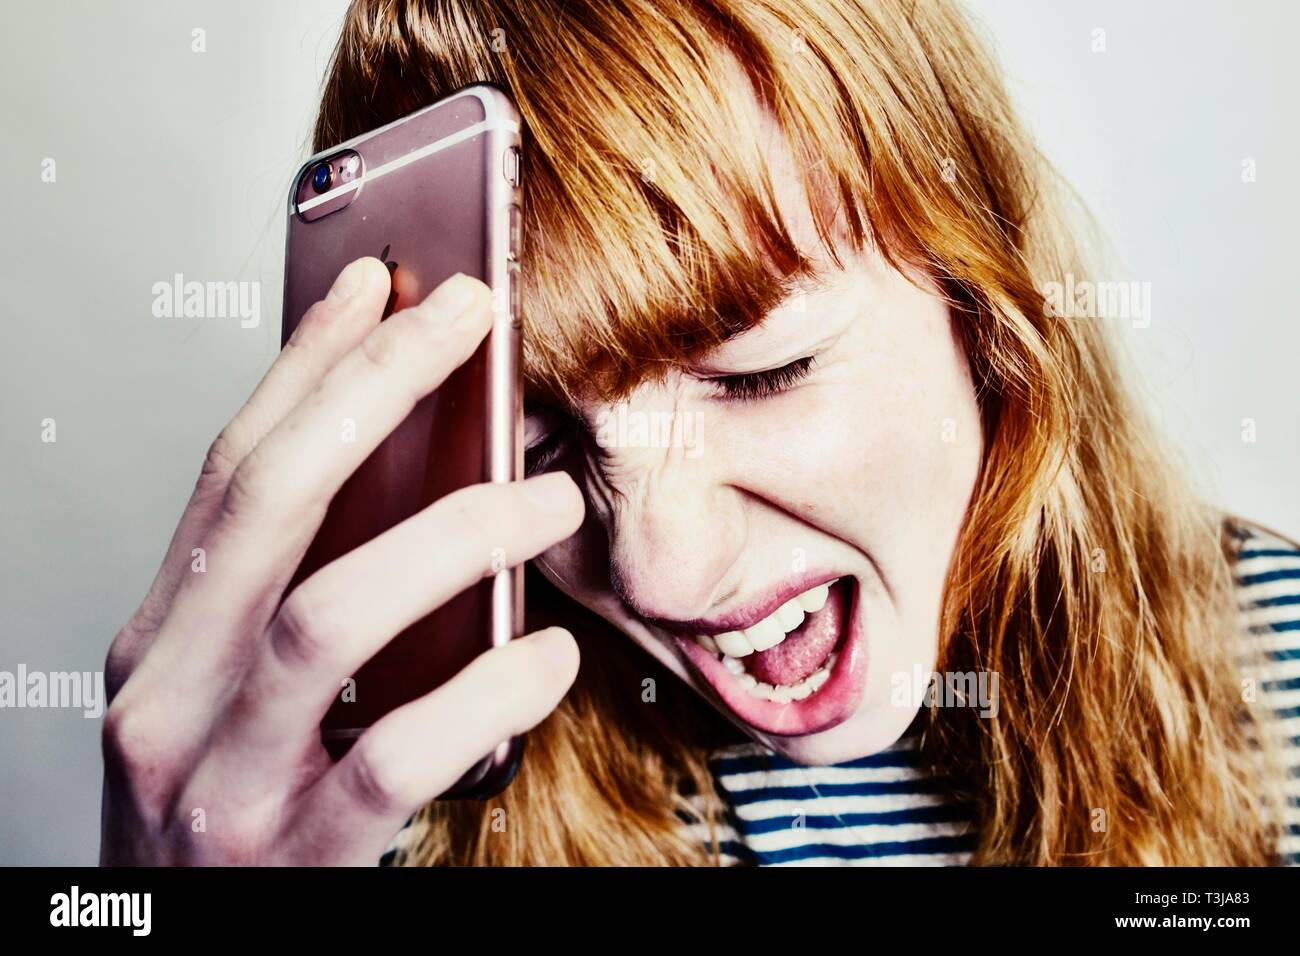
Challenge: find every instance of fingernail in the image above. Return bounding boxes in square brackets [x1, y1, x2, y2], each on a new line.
[327, 258, 368, 304]
[423, 272, 482, 318]
[529, 627, 577, 672]
[521, 472, 582, 514]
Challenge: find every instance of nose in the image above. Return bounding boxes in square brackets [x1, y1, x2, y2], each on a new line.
[604, 456, 746, 624]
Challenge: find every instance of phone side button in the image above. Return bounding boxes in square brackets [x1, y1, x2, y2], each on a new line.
[503, 146, 522, 187]
[507, 204, 521, 261]
[508, 264, 521, 329]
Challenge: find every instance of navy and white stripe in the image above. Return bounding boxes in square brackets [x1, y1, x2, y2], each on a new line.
[1231, 523, 1300, 864]
[699, 729, 975, 866]
[701, 520, 1300, 866]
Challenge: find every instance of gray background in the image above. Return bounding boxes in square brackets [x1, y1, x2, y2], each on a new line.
[1, 1, 1296, 864]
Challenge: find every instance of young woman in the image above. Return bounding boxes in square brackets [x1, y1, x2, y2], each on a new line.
[101, 0, 1299, 866]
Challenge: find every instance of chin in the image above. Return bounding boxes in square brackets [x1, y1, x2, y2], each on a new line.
[744, 699, 924, 766]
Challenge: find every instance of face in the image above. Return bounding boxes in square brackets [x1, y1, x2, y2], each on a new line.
[524, 110, 982, 766]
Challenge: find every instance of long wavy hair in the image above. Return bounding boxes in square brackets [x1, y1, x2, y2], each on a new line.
[309, 0, 1284, 865]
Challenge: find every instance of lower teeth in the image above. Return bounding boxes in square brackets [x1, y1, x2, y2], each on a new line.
[717, 651, 838, 703]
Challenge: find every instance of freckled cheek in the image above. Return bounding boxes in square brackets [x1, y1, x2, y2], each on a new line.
[863, 385, 969, 512]
[767, 365, 978, 542]
[704, 384, 889, 515]
[716, 390, 859, 510]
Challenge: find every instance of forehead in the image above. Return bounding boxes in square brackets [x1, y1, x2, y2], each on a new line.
[510, 17, 883, 406]
[520, 90, 855, 406]
[753, 103, 855, 274]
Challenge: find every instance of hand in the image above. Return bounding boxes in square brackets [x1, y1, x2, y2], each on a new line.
[100, 260, 583, 865]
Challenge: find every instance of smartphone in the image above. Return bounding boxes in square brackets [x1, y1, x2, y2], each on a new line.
[280, 83, 525, 799]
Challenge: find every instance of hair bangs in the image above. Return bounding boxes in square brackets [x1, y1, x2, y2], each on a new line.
[509, 19, 841, 404]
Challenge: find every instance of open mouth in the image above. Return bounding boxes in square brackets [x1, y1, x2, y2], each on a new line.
[673, 576, 869, 737]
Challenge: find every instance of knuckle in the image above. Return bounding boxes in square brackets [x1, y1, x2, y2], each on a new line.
[199, 428, 243, 493]
[357, 321, 409, 374]
[342, 738, 411, 817]
[101, 700, 142, 765]
[297, 297, 336, 335]
[101, 701, 176, 807]
[404, 299, 465, 350]
[220, 445, 274, 523]
[269, 586, 338, 670]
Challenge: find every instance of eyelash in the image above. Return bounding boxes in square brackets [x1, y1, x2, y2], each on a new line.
[524, 431, 568, 476]
[524, 405, 576, 477]
[523, 356, 817, 474]
[708, 355, 817, 402]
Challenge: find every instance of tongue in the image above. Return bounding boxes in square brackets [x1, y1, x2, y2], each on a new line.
[746, 579, 847, 687]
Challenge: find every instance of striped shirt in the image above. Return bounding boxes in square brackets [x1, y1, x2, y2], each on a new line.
[382, 520, 1300, 866]
[694, 521, 1300, 866]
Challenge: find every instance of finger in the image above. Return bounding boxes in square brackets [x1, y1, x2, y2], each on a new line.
[121, 275, 493, 741]
[200, 472, 584, 789]
[285, 626, 580, 865]
[109, 258, 392, 685]
[220, 273, 494, 546]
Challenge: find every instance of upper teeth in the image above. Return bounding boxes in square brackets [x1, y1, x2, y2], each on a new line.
[696, 581, 832, 659]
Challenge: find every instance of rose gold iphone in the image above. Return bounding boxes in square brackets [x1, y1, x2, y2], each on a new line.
[281, 83, 524, 799]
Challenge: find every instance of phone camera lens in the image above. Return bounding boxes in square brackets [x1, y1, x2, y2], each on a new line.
[311, 162, 333, 194]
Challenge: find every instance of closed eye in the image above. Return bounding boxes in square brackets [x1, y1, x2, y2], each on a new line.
[524, 403, 577, 476]
[705, 355, 817, 402]
[524, 356, 817, 471]
[524, 429, 571, 476]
